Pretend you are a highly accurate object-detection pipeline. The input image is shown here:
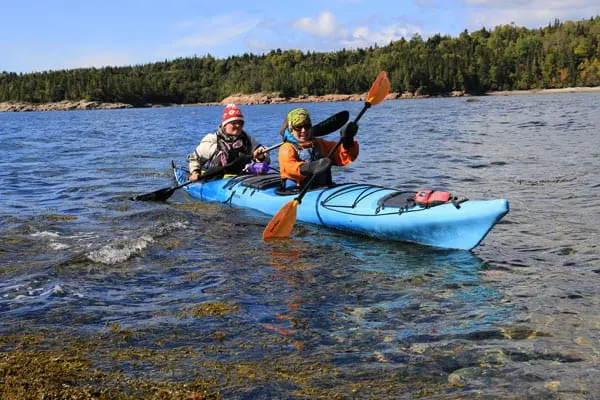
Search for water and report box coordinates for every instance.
[1,95,599,398]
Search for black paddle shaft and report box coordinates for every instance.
[130,180,193,202]
[130,161,234,202]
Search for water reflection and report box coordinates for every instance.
[261,234,513,359]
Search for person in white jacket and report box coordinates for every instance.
[187,104,269,181]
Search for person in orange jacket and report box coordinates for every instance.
[278,108,359,190]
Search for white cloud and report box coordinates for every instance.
[342,23,422,48]
[292,10,348,38]
[173,14,261,48]
[290,10,421,50]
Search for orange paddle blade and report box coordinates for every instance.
[366,71,391,106]
[263,200,299,240]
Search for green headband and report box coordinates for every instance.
[287,108,312,129]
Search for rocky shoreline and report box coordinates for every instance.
[0,99,133,112]
[2,86,599,112]
[0,91,457,112]
[218,91,408,105]
[486,86,600,96]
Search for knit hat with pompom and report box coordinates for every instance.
[221,104,244,126]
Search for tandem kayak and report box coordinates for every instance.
[173,165,509,250]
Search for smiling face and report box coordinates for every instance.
[223,120,244,136]
[287,108,313,143]
[290,123,313,143]
[221,104,244,136]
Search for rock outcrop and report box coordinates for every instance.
[220,92,402,105]
[0,100,132,112]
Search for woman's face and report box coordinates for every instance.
[291,123,312,143]
[223,120,244,136]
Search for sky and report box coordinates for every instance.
[2,0,599,74]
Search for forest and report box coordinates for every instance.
[1,16,599,106]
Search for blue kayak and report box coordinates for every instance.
[173,166,509,250]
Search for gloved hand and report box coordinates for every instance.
[340,121,358,149]
[299,158,332,176]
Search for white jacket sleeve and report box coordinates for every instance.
[187,134,218,172]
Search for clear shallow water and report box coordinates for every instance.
[1,95,599,398]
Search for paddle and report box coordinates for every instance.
[313,110,350,137]
[257,110,350,155]
[130,179,195,202]
[131,111,350,202]
[130,156,249,202]
[263,71,391,240]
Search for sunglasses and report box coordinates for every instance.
[292,124,312,132]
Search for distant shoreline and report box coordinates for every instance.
[486,86,600,96]
[2,86,600,112]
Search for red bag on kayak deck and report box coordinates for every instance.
[415,189,451,207]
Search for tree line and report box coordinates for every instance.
[1,16,599,106]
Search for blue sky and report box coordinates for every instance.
[2,0,599,73]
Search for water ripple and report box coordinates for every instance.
[1,95,600,396]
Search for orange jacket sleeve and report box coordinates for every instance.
[279,142,306,184]
[315,138,359,166]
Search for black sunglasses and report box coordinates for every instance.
[292,124,312,131]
